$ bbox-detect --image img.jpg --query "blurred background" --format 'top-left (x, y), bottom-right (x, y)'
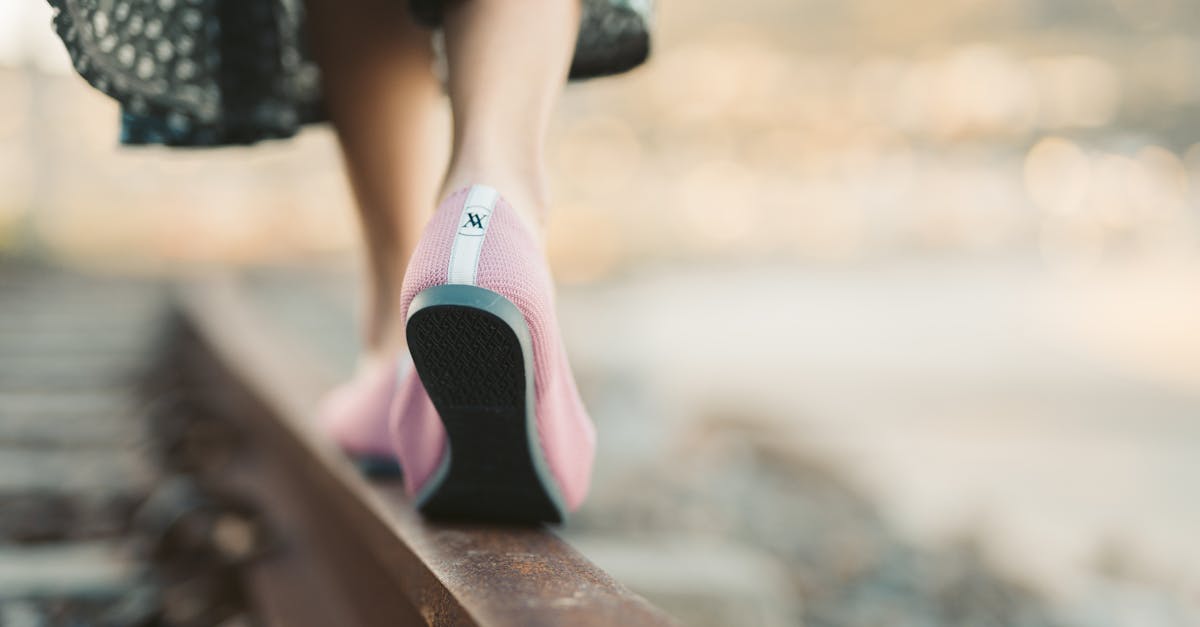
top-left (4, 0), bottom-right (1200, 625)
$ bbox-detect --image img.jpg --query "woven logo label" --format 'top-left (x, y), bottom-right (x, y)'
top-left (457, 205), bottom-right (491, 236)
top-left (447, 185), bottom-right (499, 285)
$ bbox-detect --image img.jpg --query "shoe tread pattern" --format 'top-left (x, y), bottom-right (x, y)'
top-left (407, 303), bottom-right (561, 523)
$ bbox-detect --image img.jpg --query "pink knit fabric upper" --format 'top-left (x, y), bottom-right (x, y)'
top-left (392, 187), bottom-right (597, 511)
top-left (316, 360), bottom-right (399, 459)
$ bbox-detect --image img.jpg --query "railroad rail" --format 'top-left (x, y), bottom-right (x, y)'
top-left (177, 275), bottom-right (676, 627)
top-left (0, 262), bottom-right (673, 626)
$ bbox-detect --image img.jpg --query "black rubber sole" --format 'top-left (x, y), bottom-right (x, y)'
top-left (405, 284), bottom-right (565, 523)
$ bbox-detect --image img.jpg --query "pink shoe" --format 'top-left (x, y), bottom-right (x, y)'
top-left (316, 359), bottom-right (404, 476)
top-left (392, 185), bottom-right (596, 522)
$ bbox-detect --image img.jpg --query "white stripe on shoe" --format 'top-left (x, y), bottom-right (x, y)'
top-left (447, 185), bottom-right (499, 286)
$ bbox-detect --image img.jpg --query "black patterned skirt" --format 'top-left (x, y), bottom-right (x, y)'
top-left (46, 0), bottom-right (652, 147)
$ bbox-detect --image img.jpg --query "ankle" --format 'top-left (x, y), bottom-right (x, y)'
top-left (441, 156), bottom-right (549, 236)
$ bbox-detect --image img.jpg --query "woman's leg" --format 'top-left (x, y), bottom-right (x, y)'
top-left (439, 0), bottom-right (581, 231)
top-left (388, 0), bottom-right (594, 517)
top-left (305, 0), bottom-right (446, 358)
top-left (307, 0), bottom-right (583, 482)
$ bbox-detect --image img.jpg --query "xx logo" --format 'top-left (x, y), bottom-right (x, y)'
top-left (457, 206), bottom-right (492, 236)
top-left (463, 213), bottom-right (485, 229)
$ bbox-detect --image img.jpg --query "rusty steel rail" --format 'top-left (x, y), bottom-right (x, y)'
top-left (177, 276), bottom-right (676, 627)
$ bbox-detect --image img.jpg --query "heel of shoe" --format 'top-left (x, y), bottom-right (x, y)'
top-left (405, 284), bottom-right (566, 523)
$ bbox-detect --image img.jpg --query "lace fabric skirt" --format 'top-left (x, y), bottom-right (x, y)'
top-left (46, 0), bottom-right (652, 147)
